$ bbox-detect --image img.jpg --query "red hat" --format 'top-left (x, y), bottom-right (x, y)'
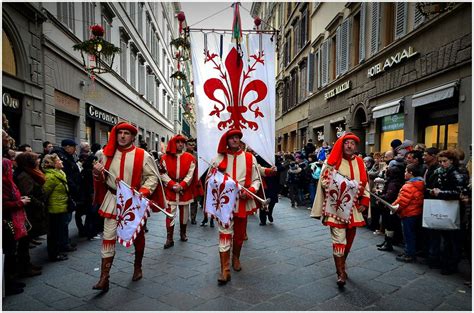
top-left (103, 122), bottom-right (138, 157)
top-left (166, 134), bottom-right (188, 155)
top-left (217, 129), bottom-right (243, 154)
top-left (326, 132), bottom-right (360, 169)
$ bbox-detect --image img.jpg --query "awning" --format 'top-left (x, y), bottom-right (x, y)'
top-left (412, 81), bottom-right (457, 107)
top-left (372, 99), bottom-right (403, 119)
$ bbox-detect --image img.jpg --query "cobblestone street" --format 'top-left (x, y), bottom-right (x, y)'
top-left (3, 197), bottom-right (472, 311)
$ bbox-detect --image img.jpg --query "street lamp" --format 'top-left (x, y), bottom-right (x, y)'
top-left (73, 24), bottom-right (120, 75)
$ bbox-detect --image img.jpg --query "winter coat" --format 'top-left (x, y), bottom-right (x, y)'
top-left (43, 169), bottom-right (69, 214)
top-left (51, 147), bottom-right (82, 204)
top-left (433, 165), bottom-right (468, 200)
top-left (287, 166), bottom-right (302, 185)
top-left (393, 177), bottom-right (424, 218)
top-left (381, 166), bottom-right (405, 204)
top-left (424, 163), bottom-right (440, 198)
top-left (14, 171), bottom-right (48, 237)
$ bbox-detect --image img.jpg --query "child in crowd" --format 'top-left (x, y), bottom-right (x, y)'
top-left (392, 163), bottom-right (425, 263)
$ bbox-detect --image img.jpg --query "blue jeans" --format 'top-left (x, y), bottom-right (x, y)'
top-left (401, 216), bottom-right (421, 257)
top-left (309, 181), bottom-right (317, 205)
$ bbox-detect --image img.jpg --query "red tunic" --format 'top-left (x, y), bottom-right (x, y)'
top-left (161, 151), bottom-right (196, 205)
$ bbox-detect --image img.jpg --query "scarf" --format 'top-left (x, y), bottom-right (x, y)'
top-left (25, 167), bottom-right (46, 185)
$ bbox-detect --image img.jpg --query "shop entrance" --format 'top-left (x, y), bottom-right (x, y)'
top-left (351, 107), bottom-right (367, 153)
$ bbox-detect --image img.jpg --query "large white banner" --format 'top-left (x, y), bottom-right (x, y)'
top-left (191, 33), bottom-right (276, 178)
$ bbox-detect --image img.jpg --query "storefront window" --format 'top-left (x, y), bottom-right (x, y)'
top-left (85, 125), bottom-right (93, 144)
top-left (424, 123), bottom-right (458, 149)
top-left (381, 129), bottom-right (404, 153)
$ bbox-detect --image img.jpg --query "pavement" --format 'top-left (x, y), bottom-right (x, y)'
top-left (2, 196), bottom-right (472, 311)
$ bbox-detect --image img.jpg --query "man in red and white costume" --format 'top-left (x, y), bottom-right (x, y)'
top-left (160, 134), bottom-right (196, 249)
top-left (210, 129), bottom-right (260, 285)
top-left (310, 132), bottom-right (370, 287)
top-left (92, 122), bottom-right (159, 292)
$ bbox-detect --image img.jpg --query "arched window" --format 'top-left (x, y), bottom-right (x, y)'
top-left (2, 30), bottom-right (17, 76)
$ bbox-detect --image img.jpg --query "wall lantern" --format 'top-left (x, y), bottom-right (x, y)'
top-left (73, 24), bottom-right (120, 75)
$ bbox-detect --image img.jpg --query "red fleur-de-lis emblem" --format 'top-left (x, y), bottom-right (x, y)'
top-left (203, 48), bottom-right (268, 131)
top-left (328, 181), bottom-right (353, 213)
top-left (116, 191), bottom-right (136, 229)
top-left (211, 174), bottom-right (234, 211)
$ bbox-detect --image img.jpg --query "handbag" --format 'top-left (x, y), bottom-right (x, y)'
top-left (60, 180), bottom-right (76, 212)
top-left (422, 199), bottom-right (460, 230)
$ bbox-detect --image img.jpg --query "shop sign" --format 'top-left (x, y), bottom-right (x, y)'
top-left (2, 92), bottom-right (20, 111)
top-left (367, 46), bottom-right (418, 78)
top-left (324, 81), bottom-right (351, 100)
top-left (87, 104), bottom-right (118, 125)
top-left (382, 113), bottom-right (404, 131)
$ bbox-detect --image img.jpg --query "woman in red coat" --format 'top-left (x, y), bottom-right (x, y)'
top-left (392, 164), bottom-right (425, 263)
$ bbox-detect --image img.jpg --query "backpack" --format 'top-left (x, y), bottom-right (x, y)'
top-left (312, 166), bottom-right (321, 180)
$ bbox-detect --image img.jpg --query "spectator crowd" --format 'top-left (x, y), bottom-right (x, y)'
top-left (3, 109), bottom-right (472, 295)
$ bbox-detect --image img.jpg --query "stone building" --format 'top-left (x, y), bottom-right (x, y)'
top-left (252, 2), bottom-right (471, 155)
top-left (3, 2), bottom-right (182, 152)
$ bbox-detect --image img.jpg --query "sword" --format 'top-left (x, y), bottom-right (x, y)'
top-left (199, 156), bottom-right (271, 207)
top-left (369, 191), bottom-right (399, 214)
top-left (325, 161), bottom-right (398, 214)
top-left (94, 162), bottom-right (174, 218)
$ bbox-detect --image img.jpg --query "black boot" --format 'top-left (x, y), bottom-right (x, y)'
top-left (376, 240), bottom-right (386, 248)
top-left (377, 236), bottom-right (393, 251)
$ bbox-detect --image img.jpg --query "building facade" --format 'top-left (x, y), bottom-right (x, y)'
top-left (252, 2), bottom-right (471, 155)
top-left (3, 2), bottom-right (182, 152)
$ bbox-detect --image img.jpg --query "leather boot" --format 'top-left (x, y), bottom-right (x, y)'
top-left (232, 244), bottom-right (242, 271)
top-left (333, 255), bottom-right (347, 288)
top-left (93, 256), bottom-right (114, 292)
top-left (377, 236), bottom-right (393, 251)
top-left (180, 223), bottom-right (188, 242)
top-left (217, 251), bottom-right (231, 285)
top-left (132, 249), bottom-right (144, 281)
top-left (164, 225), bottom-right (174, 249)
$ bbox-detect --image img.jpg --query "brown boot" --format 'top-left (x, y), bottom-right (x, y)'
top-left (217, 251), bottom-right (231, 285)
top-left (132, 250), bottom-right (144, 281)
top-left (232, 244), bottom-right (242, 271)
top-left (164, 225), bottom-right (174, 249)
top-left (180, 223), bottom-right (188, 242)
top-left (93, 256), bottom-right (114, 292)
top-left (333, 255), bottom-right (347, 288)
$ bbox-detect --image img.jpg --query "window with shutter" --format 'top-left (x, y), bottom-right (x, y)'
top-left (130, 3), bottom-right (136, 24)
top-left (370, 2), bottom-right (380, 56)
top-left (138, 3), bottom-right (143, 35)
top-left (414, 4), bottom-right (425, 28)
top-left (147, 72), bottom-right (155, 103)
top-left (120, 40), bottom-right (127, 79)
top-left (336, 26), bottom-right (341, 78)
top-left (308, 53), bottom-right (315, 93)
top-left (130, 49), bottom-right (137, 88)
top-left (395, 2), bottom-right (407, 39)
top-left (340, 19), bottom-right (350, 74)
top-left (317, 50), bottom-right (321, 89)
top-left (359, 3), bottom-right (366, 62)
top-left (83, 3), bottom-right (95, 41)
top-left (321, 40), bottom-right (329, 87)
top-left (138, 58), bottom-right (145, 95)
top-left (300, 61), bottom-right (307, 102)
